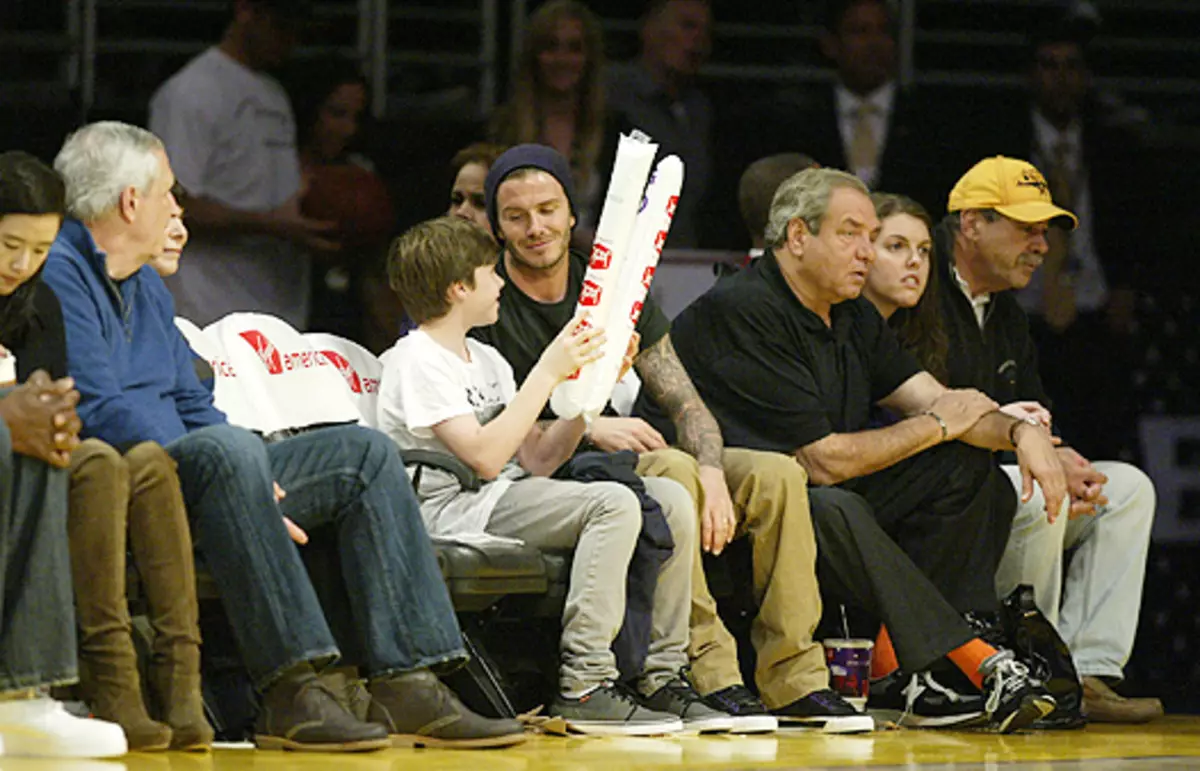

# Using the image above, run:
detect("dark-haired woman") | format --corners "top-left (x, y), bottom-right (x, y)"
top-left (0, 151), bottom-right (211, 752)
top-left (861, 193), bottom-right (950, 381)
top-left (285, 58), bottom-right (397, 349)
top-left (0, 150), bottom-right (127, 758)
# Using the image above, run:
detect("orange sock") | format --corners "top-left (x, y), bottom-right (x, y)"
top-left (871, 627), bottom-right (899, 679)
top-left (946, 639), bottom-right (999, 689)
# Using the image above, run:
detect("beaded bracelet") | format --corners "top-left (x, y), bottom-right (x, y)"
top-left (923, 410), bottom-right (949, 442)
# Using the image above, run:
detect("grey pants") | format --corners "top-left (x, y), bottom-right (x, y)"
top-left (997, 462), bottom-right (1155, 679)
top-left (0, 417), bottom-right (77, 692)
top-left (487, 476), bottom-right (694, 695)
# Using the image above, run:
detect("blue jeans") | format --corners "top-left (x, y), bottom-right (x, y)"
top-left (0, 418), bottom-right (77, 692)
top-left (166, 423), bottom-right (466, 690)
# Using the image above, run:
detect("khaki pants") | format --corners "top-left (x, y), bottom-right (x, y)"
top-left (637, 448), bottom-right (826, 709)
top-left (997, 462), bottom-right (1154, 679)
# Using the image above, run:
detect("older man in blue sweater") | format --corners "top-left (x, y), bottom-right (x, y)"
top-left (42, 122), bottom-right (525, 752)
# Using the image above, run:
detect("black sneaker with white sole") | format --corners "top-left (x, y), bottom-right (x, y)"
top-left (550, 682), bottom-right (682, 736)
top-left (771, 689), bottom-right (875, 733)
top-left (700, 685), bottom-right (779, 734)
top-left (979, 650), bottom-right (1057, 733)
top-left (868, 671), bottom-right (987, 728)
top-left (640, 676), bottom-right (734, 734)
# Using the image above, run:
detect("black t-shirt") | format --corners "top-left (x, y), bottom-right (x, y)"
top-left (471, 250), bottom-right (671, 389)
top-left (635, 251), bottom-right (921, 453)
top-left (3, 281), bottom-right (69, 382)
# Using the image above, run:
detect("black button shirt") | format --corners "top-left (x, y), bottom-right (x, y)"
top-left (636, 251), bottom-right (921, 453)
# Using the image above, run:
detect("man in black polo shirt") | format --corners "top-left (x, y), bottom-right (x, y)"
top-left (934, 156), bottom-right (1160, 723)
top-left (646, 166), bottom-right (1065, 732)
top-left (472, 144), bottom-right (876, 734)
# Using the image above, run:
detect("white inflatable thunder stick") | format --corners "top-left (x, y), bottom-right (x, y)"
top-left (551, 153), bottom-right (685, 420)
top-left (548, 131), bottom-right (657, 419)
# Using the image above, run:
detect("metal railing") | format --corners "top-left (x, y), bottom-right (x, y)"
top-left (2, 0), bottom-right (500, 120)
top-left (2, 0), bottom-right (1198, 122)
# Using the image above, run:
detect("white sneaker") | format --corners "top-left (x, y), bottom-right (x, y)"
top-left (0, 696), bottom-right (127, 758)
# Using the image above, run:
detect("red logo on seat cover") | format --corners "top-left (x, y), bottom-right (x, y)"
top-left (238, 330), bottom-right (283, 374)
top-left (666, 195), bottom-right (679, 218)
top-left (319, 350), bottom-right (363, 394)
top-left (641, 265), bottom-right (656, 290)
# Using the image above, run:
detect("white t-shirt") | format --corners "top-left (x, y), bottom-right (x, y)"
top-left (149, 47), bottom-right (310, 328)
top-left (377, 330), bottom-right (526, 536)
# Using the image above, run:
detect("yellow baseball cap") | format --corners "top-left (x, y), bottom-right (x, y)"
top-left (947, 156), bottom-right (1078, 229)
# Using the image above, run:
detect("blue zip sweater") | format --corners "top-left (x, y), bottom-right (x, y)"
top-left (43, 219), bottom-right (225, 448)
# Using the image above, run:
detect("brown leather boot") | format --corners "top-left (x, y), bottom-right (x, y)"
top-left (126, 442), bottom-right (215, 751)
top-left (256, 664), bottom-right (390, 752)
top-left (68, 440), bottom-right (172, 752)
top-left (1081, 676), bottom-right (1164, 724)
top-left (368, 670), bottom-right (527, 749)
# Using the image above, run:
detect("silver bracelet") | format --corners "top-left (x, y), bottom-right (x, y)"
top-left (923, 410), bottom-right (949, 442)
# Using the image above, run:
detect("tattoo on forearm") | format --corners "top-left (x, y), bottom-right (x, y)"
top-left (636, 335), bottom-right (724, 467)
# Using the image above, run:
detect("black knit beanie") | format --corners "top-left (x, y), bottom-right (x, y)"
top-left (484, 143), bottom-right (577, 241)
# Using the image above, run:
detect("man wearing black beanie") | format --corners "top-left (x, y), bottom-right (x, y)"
top-left (472, 144), bottom-right (874, 734)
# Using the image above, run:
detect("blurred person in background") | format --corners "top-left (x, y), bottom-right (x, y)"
top-left (607, 0), bottom-right (713, 248)
top-left (752, 0), bottom-right (956, 220)
top-left (447, 141), bottom-right (508, 236)
top-left (149, 0), bottom-right (339, 329)
top-left (983, 5), bottom-right (1151, 458)
top-left (285, 57), bottom-right (395, 344)
top-left (738, 153), bottom-right (819, 263)
top-left (491, 0), bottom-right (609, 246)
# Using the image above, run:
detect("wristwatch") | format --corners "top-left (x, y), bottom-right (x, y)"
top-left (1008, 415), bottom-right (1041, 447)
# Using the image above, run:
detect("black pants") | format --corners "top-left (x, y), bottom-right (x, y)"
top-left (809, 443), bottom-right (1016, 673)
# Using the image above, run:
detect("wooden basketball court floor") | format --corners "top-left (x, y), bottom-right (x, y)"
top-left (3, 717), bottom-right (1200, 771)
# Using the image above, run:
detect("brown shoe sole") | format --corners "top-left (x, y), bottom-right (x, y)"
top-left (1083, 699), bottom-right (1165, 724)
top-left (389, 732), bottom-right (529, 749)
top-left (254, 734), bottom-right (391, 752)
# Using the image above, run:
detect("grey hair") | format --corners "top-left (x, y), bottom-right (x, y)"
top-left (54, 121), bottom-right (164, 221)
top-left (764, 167), bottom-right (868, 249)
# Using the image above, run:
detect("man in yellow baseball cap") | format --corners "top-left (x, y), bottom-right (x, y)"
top-left (949, 155), bottom-right (1078, 232)
top-left (931, 156), bottom-right (1161, 727)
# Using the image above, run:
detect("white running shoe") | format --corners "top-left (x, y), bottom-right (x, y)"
top-left (0, 696), bottom-right (128, 758)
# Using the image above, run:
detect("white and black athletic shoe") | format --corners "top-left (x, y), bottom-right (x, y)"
top-left (979, 651), bottom-right (1057, 733)
top-left (869, 670), bottom-right (988, 729)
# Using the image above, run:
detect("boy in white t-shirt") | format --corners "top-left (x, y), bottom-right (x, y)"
top-left (379, 217), bottom-right (730, 736)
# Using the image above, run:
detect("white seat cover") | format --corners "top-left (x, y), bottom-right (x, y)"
top-left (305, 332), bottom-right (384, 428)
top-left (205, 313), bottom-right (361, 434)
top-left (174, 316), bottom-right (251, 423)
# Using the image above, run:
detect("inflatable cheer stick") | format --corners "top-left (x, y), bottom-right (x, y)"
top-left (547, 131), bottom-right (656, 418)
top-left (551, 153), bottom-right (684, 420)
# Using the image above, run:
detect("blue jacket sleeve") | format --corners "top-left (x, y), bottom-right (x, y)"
top-left (143, 271), bottom-right (226, 432)
top-left (42, 256), bottom-right (180, 448)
